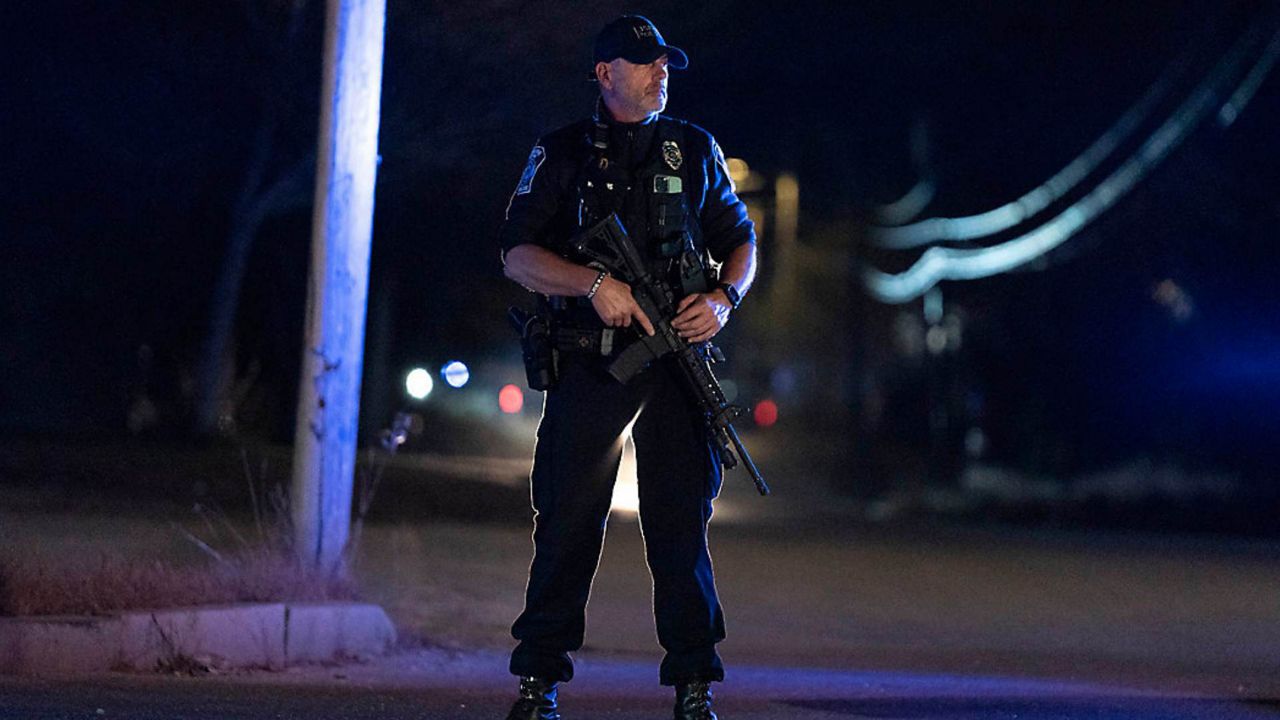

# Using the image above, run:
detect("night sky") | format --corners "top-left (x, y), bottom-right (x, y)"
top-left (3, 2), bottom-right (1278, 496)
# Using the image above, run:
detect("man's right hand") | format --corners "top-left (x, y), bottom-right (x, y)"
top-left (590, 275), bottom-right (656, 336)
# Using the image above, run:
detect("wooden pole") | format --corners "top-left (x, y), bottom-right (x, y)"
top-left (291, 0), bottom-right (386, 572)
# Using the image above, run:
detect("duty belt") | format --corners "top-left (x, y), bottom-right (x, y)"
top-left (552, 325), bottom-right (619, 356)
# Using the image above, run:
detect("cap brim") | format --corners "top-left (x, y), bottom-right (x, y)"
top-left (589, 45), bottom-right (689, 80)
top-left (662, 45), bottom-right (690, 69)
top-left (628, 45), bottom-right (688, 69)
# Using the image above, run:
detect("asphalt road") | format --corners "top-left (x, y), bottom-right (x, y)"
top-left (2, 652), bottom-right (1278, 719)
top-left (3, 439), bottom-right (1280, 719)
top-left (5, 512), bottom-right (1280, 718)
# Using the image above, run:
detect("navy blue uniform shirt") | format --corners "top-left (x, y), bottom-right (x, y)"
top-left (500, 113), bottom-right (755, 264)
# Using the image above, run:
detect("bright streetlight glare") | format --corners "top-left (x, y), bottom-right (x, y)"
top-left (406, 367), bottom-right (434, 400)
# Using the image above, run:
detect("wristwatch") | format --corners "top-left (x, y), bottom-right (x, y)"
top-left (716, 281), bottom-right (742, 310)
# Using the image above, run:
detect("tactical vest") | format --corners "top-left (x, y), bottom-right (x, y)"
top-left (574, 112), bottom-right (714, 299)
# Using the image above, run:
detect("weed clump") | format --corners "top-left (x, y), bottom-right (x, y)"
top-left (0, 551), bottom-right (355, 617)
top-left (0, 415), bottom-right (419, 617)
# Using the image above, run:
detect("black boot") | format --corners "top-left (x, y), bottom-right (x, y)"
top-left (505, 676), bottom-right (561, 720)
top-left (674, 681), bottom-right (717, 720)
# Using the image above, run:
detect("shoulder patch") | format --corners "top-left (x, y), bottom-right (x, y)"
top-left (515, 145), bottom-right (546, 196)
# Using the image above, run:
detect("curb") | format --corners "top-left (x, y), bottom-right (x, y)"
top-left (0, 602), bottom-right (396, 675)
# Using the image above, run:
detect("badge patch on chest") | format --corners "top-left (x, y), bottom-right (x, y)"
top-left (515, 145), bottom-right (546, 195)
top-left (661, 141), bottom-right (683, 171)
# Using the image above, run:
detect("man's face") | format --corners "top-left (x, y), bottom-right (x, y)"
top-left (603, 54), bottom-right (670, 120)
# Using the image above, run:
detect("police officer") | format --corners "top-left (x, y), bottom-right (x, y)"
top-left (500, 15), bottom-right (757, 720)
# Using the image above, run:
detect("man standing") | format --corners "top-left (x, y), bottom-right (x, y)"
top-left (500, 15), bottom-right (757, 720)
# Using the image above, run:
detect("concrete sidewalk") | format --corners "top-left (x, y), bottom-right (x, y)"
top-left (0, 602), bottom-right (395, 675)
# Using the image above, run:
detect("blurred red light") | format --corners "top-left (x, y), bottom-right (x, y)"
top-left (754, 399), bottom-right (778, 427)
top-left (499, 384), bottom-right (524, 414)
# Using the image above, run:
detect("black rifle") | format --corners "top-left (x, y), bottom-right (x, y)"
top-left (571, 213), bottom-right (769, 496)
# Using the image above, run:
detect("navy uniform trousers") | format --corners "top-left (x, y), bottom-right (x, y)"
top-left (509, 350), bottom-right (726, 686)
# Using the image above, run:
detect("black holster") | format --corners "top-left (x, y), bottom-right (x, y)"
top-left (508, 306), bottom-right (558, 391)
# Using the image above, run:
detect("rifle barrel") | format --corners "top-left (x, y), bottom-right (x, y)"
top-left (727, 424), bottom-right (769, 496)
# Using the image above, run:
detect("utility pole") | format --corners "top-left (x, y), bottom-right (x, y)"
top-left (290, 0), bottom-right (386, 572)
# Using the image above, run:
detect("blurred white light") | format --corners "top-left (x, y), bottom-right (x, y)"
top-left (442, 361), bottom-right (470, 388)
top-left (924, 288), bottom-right (944, 325)
top-left (611, 433), bottom-right (640, 516)
top-left (720, 379), bottom-right (739, 403)
top-left (926, 326), bottom-right (949, 355)
top-left (406, 367), bottom-right (434, 400)
top-left (724, 157), bottom-right (765, 193)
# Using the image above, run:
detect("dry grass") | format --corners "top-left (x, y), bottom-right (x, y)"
top-left (0, 551), bottom-right (357, 617)
top-left (0, 424), bottom-right (426, 618)
top-left (0, 453), bottom-right (360, 617)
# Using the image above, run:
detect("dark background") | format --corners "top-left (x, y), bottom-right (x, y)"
top-left (3, 1), bottom-right (1278, 532)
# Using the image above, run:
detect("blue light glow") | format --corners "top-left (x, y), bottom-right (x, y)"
top-left (871, 64), bottom-right (1176, 249)
top-left (1219, 29), bottom-right (1280, 127)
top-left (442, 360), bottom-right (470, 388)
top-left (874, 178), bottom-right (936, 227)
top-left (865, 25), bottom-right (1279, 304)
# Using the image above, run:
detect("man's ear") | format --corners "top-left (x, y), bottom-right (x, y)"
top-left (595, 61), bottom-right (611, 88)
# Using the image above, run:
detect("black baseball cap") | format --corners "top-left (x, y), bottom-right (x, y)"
top-left (589, 15), bottom-right (689, 80)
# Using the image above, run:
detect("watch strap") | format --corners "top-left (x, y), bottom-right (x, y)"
top-left (717, 281), bottom-right (741, 310)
